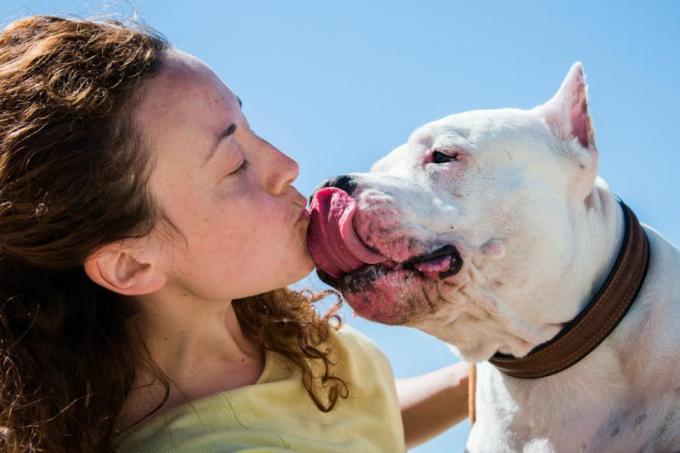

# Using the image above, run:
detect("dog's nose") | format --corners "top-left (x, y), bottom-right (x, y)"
top-left (313, 175), bottom-right (358, 199)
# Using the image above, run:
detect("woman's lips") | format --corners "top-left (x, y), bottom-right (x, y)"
top-left (306, 187), bottom-right (388, 279)
top-left (297, 206), bottom-right (311, 223)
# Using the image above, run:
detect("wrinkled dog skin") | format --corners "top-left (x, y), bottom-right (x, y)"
top-left (321, 64), bottom-right (680, 451)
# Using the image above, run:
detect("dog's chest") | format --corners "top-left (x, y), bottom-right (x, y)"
top-left (467, 230), bottom-right (680, 452)
top-left (468, 354), bottom-right (679, 452)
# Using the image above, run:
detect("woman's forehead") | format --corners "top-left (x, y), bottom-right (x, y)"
top-left (134, 51), bottom-right (239, 147)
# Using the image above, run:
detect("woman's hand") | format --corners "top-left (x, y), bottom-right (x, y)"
top-left (395, 361), bottom-right (470, 449)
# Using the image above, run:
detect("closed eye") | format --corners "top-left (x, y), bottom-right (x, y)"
top-left (230, 159), bottom-right (249, 175)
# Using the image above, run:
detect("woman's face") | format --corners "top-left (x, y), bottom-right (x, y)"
top-left (135, 50), bottom-right (313, 301)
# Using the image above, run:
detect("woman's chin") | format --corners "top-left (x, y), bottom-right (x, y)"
top-left (285, 254), bottom-right (316, 285)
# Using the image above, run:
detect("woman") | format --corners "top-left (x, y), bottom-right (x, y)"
top-left (0, 15), bottom-right (468, 452)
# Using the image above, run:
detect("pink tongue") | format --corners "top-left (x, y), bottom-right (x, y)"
top-left (307, 187), bottom-right (387, 279)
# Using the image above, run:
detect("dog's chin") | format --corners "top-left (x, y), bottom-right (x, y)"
top-left (321, 266), bottom-right (427, 325)
top-left (317, 245), bottom-right (464, 325)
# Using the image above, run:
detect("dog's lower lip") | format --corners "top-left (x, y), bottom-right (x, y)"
top-left (405, 245), bottom-right (460, 266)
top-left (317, 269), bottom-right (338, 286)
top-left (404, 245), bottom-right (463, 278)
top-left (316, 244), bottom-right (463, 289)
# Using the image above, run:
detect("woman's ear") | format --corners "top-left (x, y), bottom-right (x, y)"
top-left (83, 240), bottom-right (167, 296)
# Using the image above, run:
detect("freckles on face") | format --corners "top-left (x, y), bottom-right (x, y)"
top-left (199, 181), bottom-right (311, 283)
top-left (136, 50), bottom-right (312, 300)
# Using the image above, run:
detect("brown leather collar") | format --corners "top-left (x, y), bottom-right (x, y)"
top-left (488, 200), bottom-right (650, 379)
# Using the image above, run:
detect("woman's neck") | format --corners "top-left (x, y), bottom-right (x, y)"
top-left (116, 286), bottom-right (265, 433)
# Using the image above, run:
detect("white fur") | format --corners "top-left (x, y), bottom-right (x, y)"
top-left (350, 63), bottom-right (680, 450)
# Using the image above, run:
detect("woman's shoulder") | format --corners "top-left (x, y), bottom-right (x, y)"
top-left (115, 427), bottom-right (299, 453)
top-left (332, 324), bottom-right (389, 364)
top-left (325, 324), bottom-right (396, 394)
top-left (114, 324), bottom-right (404, 453)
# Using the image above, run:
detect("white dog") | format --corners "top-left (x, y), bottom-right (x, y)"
top-left (307, 63), bottom-right (680, 451)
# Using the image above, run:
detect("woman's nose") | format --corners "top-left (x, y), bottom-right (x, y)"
top-left (264, 144), bottom-right (299, 194)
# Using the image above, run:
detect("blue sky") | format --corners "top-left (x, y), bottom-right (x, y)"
top-left (2, 1), bottom-right (679, 451)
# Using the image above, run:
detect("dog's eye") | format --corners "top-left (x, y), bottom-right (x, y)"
top-left (432, 150), bottom-right (458, 164)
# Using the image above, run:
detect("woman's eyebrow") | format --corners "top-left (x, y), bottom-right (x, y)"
top-left (203, 123), bottom-right (237, 166)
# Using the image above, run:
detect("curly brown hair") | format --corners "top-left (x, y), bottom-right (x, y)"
top-left (0, 15), bottom-right (346, 453)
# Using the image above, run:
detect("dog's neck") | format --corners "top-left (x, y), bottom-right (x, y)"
top-left (488, 192), bottom-right (651, 380)
top-left (500, 181), bottom-right (627, 354)
top-left (424, 181), bottom-right (629, 362)
top-left (474, 181), bottom-right (627, 359)
top-left (564, 181), bottom-right (626, 321)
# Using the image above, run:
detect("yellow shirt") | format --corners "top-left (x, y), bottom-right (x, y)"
top-left (114, 326), bottom-right (405, 452)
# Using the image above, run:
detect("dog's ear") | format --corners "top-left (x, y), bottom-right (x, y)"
top-left (537, 63), bottom-right (599, 202)
top-left (537, 62), bottom-right (596, 152)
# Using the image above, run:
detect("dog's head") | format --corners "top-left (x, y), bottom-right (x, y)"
top-left (308, 63), bottom-right (601, 361)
